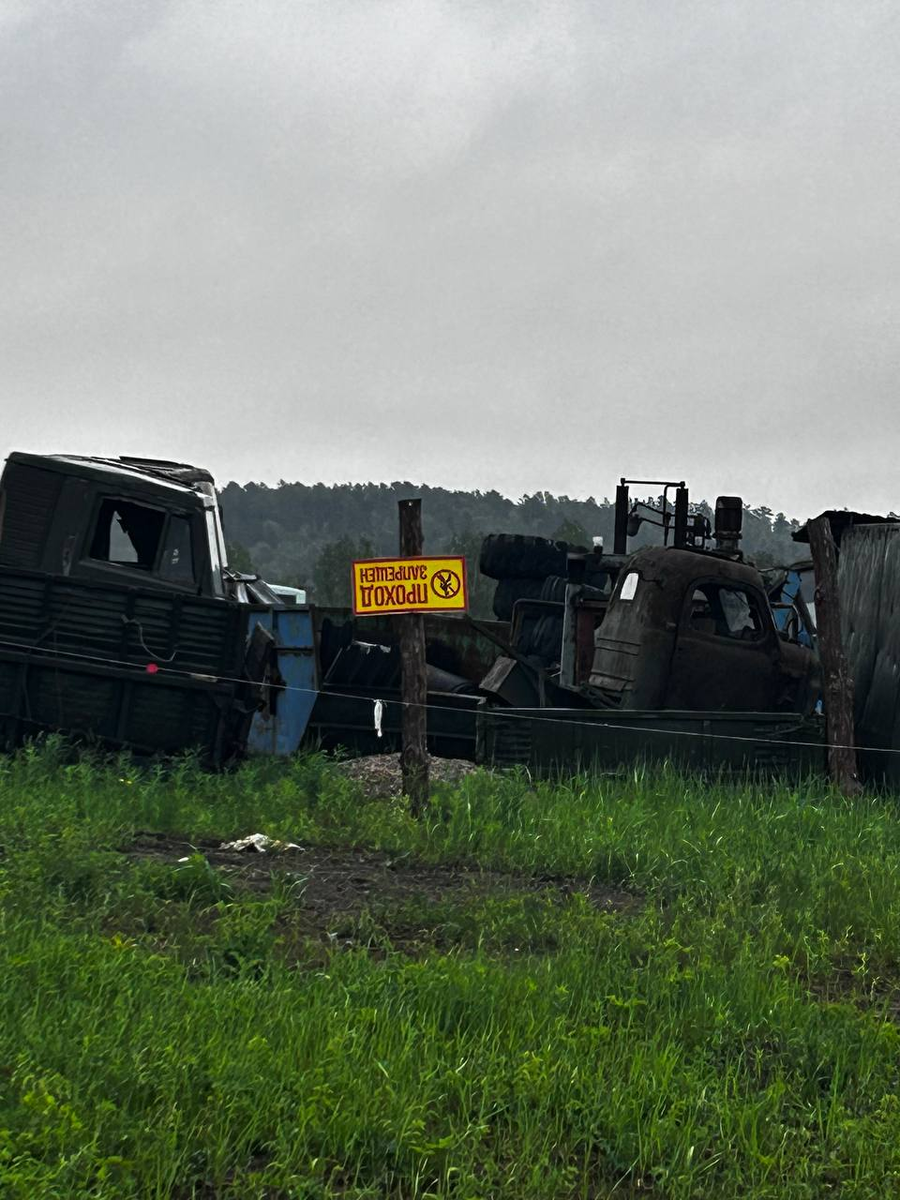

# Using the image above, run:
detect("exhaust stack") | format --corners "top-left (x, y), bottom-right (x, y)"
top-left (714, 496), bottom-right (743, 554)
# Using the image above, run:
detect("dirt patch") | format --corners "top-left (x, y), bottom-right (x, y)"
top-left (808, 964), bottom-right (900, 1023)
top-left (126, 832), bottom-right (637, 926)
top-left (334, 752), bottom-right (478, 798)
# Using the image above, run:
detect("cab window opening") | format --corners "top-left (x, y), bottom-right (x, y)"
top-left (89, 499), bottom-right (165, 569)
top-left (689, 583), bottom-right (764, 640)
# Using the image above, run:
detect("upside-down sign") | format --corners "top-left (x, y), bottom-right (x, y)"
top-left (351, 556), bottom-right (468, 616)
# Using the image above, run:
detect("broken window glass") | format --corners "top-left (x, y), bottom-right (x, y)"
top-left (689, 584), bottom-right (764, 640)
top-left (89, 499), bottom-right (165, 569)
top-left (159, 515), bottom-right (195, 585)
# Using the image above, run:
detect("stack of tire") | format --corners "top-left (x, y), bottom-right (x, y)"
top-left (479, 534), bottom-right (587, 621)
top-left (480, 533), bottom-right (616, 673)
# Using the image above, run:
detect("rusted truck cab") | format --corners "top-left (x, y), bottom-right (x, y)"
top-left (589, 546), bottom-right (820, 713)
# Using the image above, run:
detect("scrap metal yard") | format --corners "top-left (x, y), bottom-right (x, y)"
top-left (0, 452), bottom-right (873, 779)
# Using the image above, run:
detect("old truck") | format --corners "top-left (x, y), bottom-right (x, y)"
top-left (0, 452), bottom-right (278, 762)
top-left (473, 482), bottom-right (825, 775)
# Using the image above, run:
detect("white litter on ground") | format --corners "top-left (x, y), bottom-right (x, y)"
top-left (218, 833), bottom-right (302, 854)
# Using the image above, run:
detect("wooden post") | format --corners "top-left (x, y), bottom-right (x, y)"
top-left (398, 498), bottom-right (429, 815)
top-left (807, 514), bottom-right (861, 794)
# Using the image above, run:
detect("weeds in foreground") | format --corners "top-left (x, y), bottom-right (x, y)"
top-left (2, 743), bottom-right (900, 1196)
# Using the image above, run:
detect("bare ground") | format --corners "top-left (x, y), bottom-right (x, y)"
top-left (126, 832), bottom-right (637, 931)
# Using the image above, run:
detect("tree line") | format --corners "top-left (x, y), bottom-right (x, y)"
top-left (219, 480), bottom-right (804, 616)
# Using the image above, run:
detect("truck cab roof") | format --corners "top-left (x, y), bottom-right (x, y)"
top-left (5, 452), bottom-right (214, 500)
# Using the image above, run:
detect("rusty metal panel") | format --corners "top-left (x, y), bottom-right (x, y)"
top-left (0, 565), bottom-right (249, 761)
top-left (838, 522), bottom-right (900, 784)
top-left (0, 651), bottom-right (228, 757)
top-left (477, 706), bottom-right (826, 776)
top-left (0, 572), bottom-right (46, 644)
top-left (30, 665), bottom-right (118, 732)
top-left (0, 574), bottom-right (244, 677)
top-left (128, 681), bottom-right (221, 752)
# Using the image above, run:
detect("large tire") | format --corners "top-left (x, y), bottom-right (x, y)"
top-left (492, 576), bottom-right (545, 621)
top-left (480, 533), bottom-right (585, 581)
top-left (523, 612), bottom-right (564, 665)
top-left (540, 575), bottom-right (568, 603)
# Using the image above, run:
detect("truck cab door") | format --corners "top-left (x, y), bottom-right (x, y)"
top-left (664, 579), bottom-right (780, 711)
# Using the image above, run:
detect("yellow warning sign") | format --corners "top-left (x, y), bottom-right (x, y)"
top-left (351, 556), bottom-right (468, 616)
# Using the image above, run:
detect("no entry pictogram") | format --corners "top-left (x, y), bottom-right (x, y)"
top-left (430, 567), bottom-right (462, 600)
top-left (351, 555), bottom-right (468, 615)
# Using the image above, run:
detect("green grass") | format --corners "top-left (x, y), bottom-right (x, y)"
top-left (3, 742), bottom-right (900, 1196)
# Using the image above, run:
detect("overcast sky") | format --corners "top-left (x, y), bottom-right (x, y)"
top-left (2, 0), bottom-right (898, 518)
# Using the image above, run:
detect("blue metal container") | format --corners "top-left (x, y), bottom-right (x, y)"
top-left (246, 606), bottom-right (318, 756)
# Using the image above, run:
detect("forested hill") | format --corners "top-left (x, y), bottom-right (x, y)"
top-left (218, 480), bottom-right (803, 613)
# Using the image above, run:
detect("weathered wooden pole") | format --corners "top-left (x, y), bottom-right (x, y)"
top-left (398, 498), bottom-right (429, 815)
top-left (807, 514), bottom-right (861, 795)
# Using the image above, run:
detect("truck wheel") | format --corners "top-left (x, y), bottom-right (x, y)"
top-left (523, 613), bottom-right (564, 664)
top-left (492, 576), bottom-right (546, 621)
top-left (540, 575), bottom-right (568, 603)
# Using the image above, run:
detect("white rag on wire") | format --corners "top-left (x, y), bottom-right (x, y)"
top-left (373, 698), bottom-right (384, 738)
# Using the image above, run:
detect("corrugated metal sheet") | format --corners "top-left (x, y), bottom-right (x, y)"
top-left (838, 522), bottom-right (900, 784)
top-left (477, 707), bottom-right (826, 776)
top-left (0, 565), bottom-right (250, 761)
top-left (0, 570), bottom-right (242, 675)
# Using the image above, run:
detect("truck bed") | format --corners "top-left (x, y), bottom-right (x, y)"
top-left (0, 566), bottom-right (252, 763)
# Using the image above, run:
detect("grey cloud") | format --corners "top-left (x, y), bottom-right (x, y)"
top-left (2, 0), bottom-right (899, 518)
